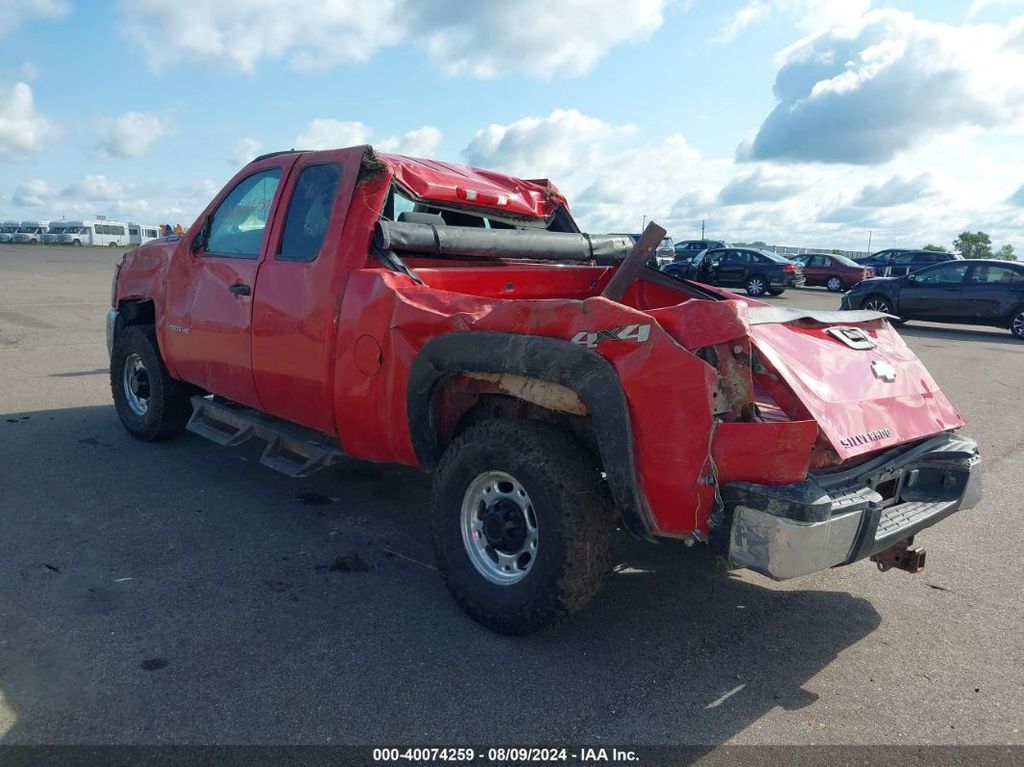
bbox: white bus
[43,222,72,244]
[128,223,161,246]
[49,219,132,246]
[12,220,49,245]
[0,220,19,243]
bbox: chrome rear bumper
[717,433,981,580]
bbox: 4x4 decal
[570,323,651,349]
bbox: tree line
[923,231,1016,260]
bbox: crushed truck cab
[108,145,981,634]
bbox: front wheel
[1011,309,1024,340]
[826,275,845,292]
[745,275,767,296]
[863,295,894,314]
[768,287,785,296]
[432,419,614,635]
[110,325,195,440]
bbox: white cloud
[12,178,55,207]
[378,126,442,157]
[717,169,802,205]
[120,0,666,77]
[851,172,934,206]
[407,1,665,78]
[96,112,172,158]
[464,109,637,178]
[716,0,869,43]
[294,119,442,156]
[295,119,372,150]
[460,108,707,233]
[0,0,68,38]
[230,137,263,165]
[745,10,1024,164]
[967,0,1024,19]
[0,82,59,156]
[61,175,128,201]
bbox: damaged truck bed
[107,145,982,634]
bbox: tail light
[783,264,796,274]
[456,187,508,207]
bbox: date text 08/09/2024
[372,747,639,762]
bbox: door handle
[229,283,251,296]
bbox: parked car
[841,259,1024,340]
[674,239,728,258]
[792,253,876,292]
[662,246,804,296]
[854,249,960,277]
[107,145,980,634]
[608,233,676,266]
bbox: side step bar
[186,396,346,478]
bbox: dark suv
[675,239,728,258]
[854,249,961,277]
[663,246,804,296]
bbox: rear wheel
[72,239,81,246]
[432,419,614,635]
[1011,308,1024,340]
[745,275,767,296]
[826,275,845,292]
[108,241,118,248]
[110,325,195,441]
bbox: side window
[277,164,341,262]
[915,263,969,285]
[206,168,282,258]
[970,265,1023,284]
[892,252,916,265]
[810,255,829,267]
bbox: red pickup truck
[107,146,981,634]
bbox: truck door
[163,157,294,408]
[251,149,361,434]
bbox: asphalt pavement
[0,245,1021,746]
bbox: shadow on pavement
[895,322,1019,347]
[0,405,880,745]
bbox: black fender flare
[407,332,653,538]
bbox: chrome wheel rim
[865,298,890,312]
[1013,312,1024,339]
[827,277,842,291]
[122,353,151,416]
[748,277,765,296]
[460,470,538,585]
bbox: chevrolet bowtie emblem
[872,359,897,383]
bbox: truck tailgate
[747,310,965,461]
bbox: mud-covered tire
[110,325,194,441]
[432,419,614,635]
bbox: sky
[1,0,1023,252]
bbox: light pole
[867,230,872,253]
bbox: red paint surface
[115,146,967,538]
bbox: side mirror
[907,273,917,282]
[191,214,211,254]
